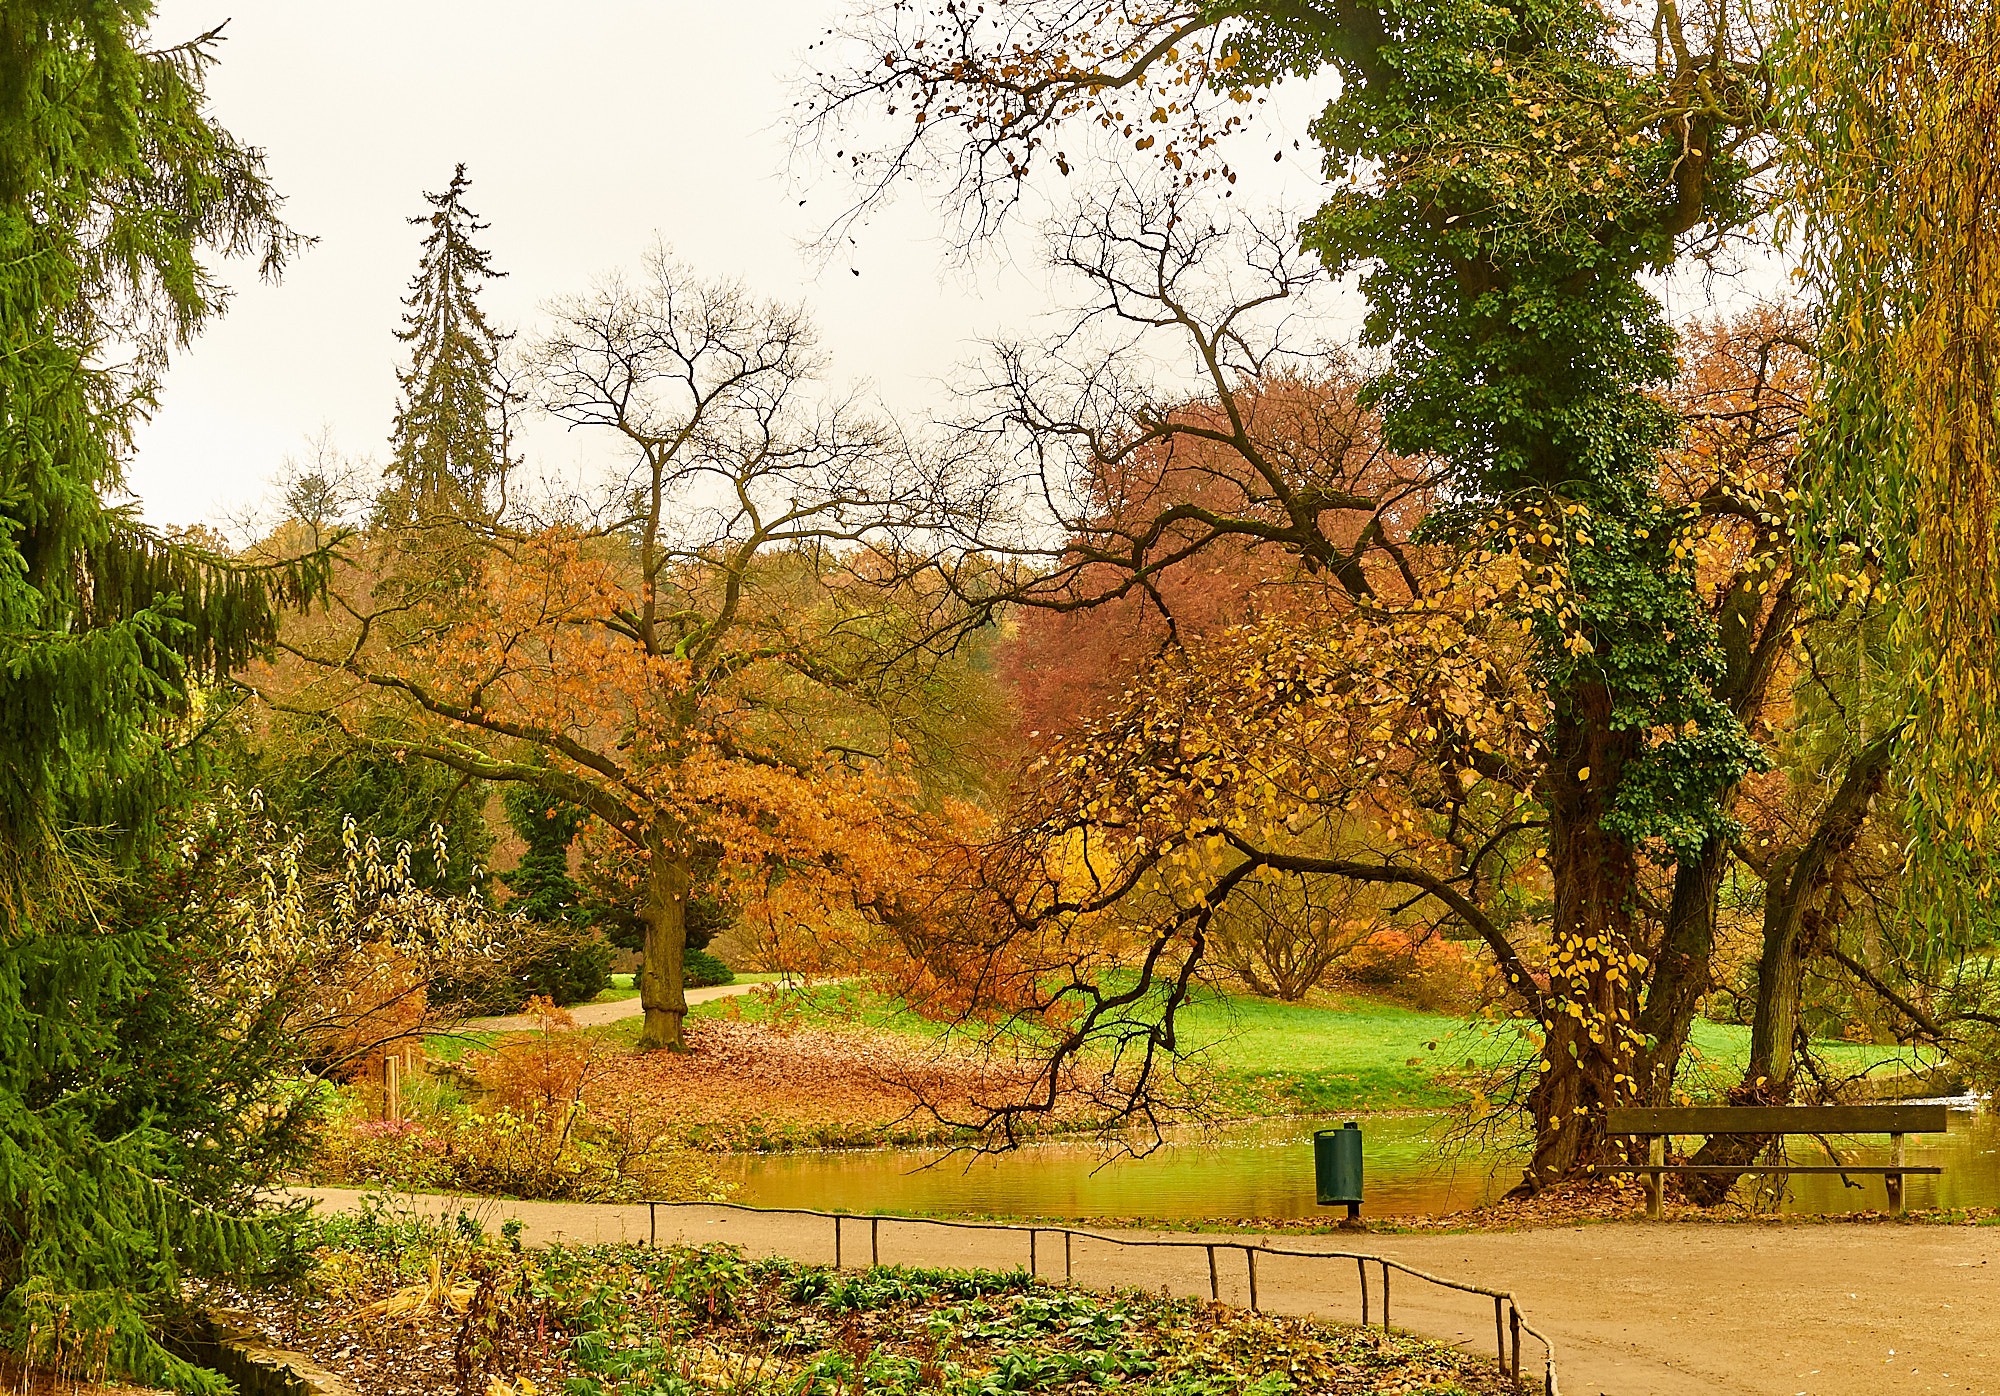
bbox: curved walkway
[462,981,766,1033]
[295,1188,2000,1395]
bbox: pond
[712,1104,2000,1220]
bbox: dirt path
[297,1188,1998,1395]
[463,980,765,1032]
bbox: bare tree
[256,249,972,1051]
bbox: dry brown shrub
[472,998,609,1126]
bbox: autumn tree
[260,250,971,1051]
[996,340,1432,1002]
[1788,0,2000,933]
[1001,364,1400,737]
[856,189,1832,1190]
[914,195,1985,1202]
[1641,311,2000,1191]
[807,0,1814,1184]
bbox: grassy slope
[689,979,1937,1116]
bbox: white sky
[129,1,1337,529]
[130,3,1783,531]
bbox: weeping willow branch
[1786,0,2000,913]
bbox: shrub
[684,947,735,989]
[514,923,612,1005]
[313,1091,725,1203]
[313,1002,724,1202]
[432,920,613,1014]
[1340,928,1484,1011]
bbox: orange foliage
[1006,372,1424,737]
[317,944,429,1083]
[1340,929,1490,1012]
[473,998,608,1125]
[256,258,974,1048]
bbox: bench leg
[1887,1133,1905,1216]
[1646,1136,1664,1220]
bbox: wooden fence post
[1646,1135,1664,1220]
[384,1054,402,1124]
[1888,1133,1906,1216]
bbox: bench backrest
[1605,1104,1949,1136]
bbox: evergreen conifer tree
[0,4,311,1386]
[379,164,510,530]
[503,784,588,923]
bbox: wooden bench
[1604,1104,1949,1218]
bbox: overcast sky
[130,3,1782,532]
[128,1,1336,530]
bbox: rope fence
[643,1200,1559,1395]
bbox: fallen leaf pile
[584,1020,1053,1151]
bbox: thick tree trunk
[637,844,691,1052]
[1522,691,1643,1188]
[1747,855,1813,1090]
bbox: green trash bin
[1314,1121,1363,1219]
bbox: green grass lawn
[422,1028,497,1062]
[429,971,1941,1124]
[697,982,1511,1111]
[689,977,1940,1116]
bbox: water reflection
[713,1106,1999,1220]
[717,1116,1517,1220]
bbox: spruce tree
[379,164,509,529]
[0,4,309,1386]
[503,784,588,924]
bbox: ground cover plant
[210,1201,1511,1396]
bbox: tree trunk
[637,843,691,1052]
[1747,851,1813,1090]
[1521,690,1643,1189]
[1636,836,1729,1104]
[1677,848,1811,1201]
[1683,729,1899,1202]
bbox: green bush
[685,947,734,989]
[516,922,613,1005]
[433,920,613,1014]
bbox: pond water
[713,1105,2000,1220]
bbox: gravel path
[461,980,767,1032]
[295,1187,2000,1395]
